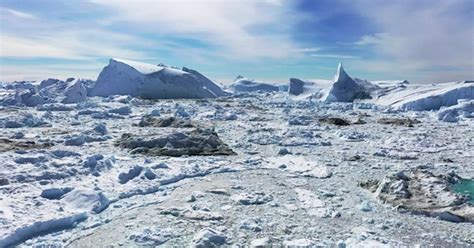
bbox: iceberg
[373,81,474,111]
[325,63,378,102]
[89,58,228,99]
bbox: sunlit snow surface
[0,92,473,247]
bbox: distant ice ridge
[287,63,473,115]
[0,78,91,107]
[89,58,228,99]
[230,75,280,93]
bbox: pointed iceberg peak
[333,62,351,83]
[234,75,245,82]
[325,63,375,102]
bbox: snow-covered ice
[0,61,473,247]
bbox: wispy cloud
[293,47,322,53]
[1,7,36,19]
[310,54,358,59]
[350,0,473,82]
[89,0,302,60]
[0,0,472,83]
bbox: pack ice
[89,58,228,99]
[0,59,473,247]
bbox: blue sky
[0,0,472,83]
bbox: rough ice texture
[62,189,110,214]
[365,170,473,223]
[0,78,90,107]
[115,128,236,157]
[231,76,279,92]
[89,58,228,99]
[0,213,88,247]
[437,99,474,122]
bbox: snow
[110,58,164,75]
[89,58,228,99]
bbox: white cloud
[310,54,358,59]
[351,1,474,82]
[0,30,152,60]
[89,0,301,60]
[0,35,78,58]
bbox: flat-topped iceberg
[372,81,474,111]
[89,58,228,99]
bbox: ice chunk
[108,106,132,115]
[231,192,273,205]
[118,165,144,184]
[61,79,88,104]
[251,237,271,247]
[190,228,226,248]
[283,239,315,248]
[40,187,73,200]
[64,134,86,146]
[0,213,88,247]
[62,189,110,214]
[437,99,474,122]
[289,78,305,95]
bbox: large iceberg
[89,58,228,99]
[325,63,379,102]
[372,81,474,111]
[230,76,279,93]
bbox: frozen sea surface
[0,92,473,247]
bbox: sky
[0,0,473,84]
